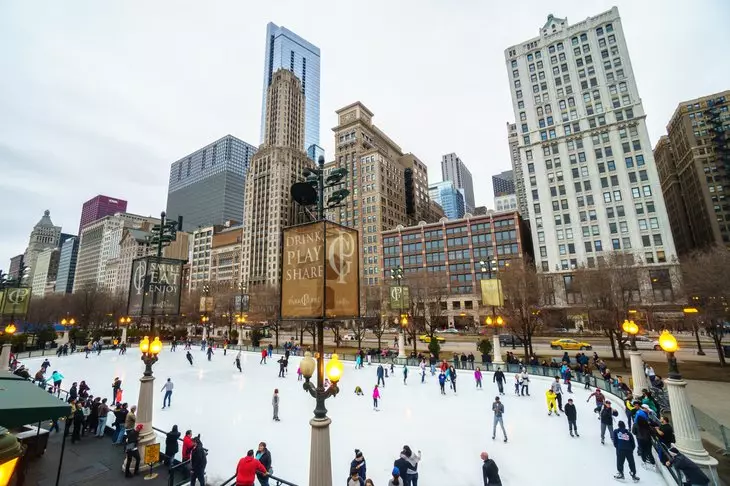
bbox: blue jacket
[377,365,384,377]
[612,427,636,451]
[438,374,446,385]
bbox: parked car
[550,338,592,350]
[498,334,524,346]
[419,334,446,343]
[436,328,460,334]
[342,334,356,341]
[622,335,661,351]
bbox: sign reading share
[281,221,359,319]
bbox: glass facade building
[54,236,78,294]
[166,135,257,231]
[79,195,127,234]
[261,22,320,153]
[429,181,466,220]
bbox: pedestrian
[438,371,446,395]
[492,396,507,442]
[260,348,267,364]
[612,420,639,482]
[644,364,656,385]
[272,389,280,421]
[190,436,208,486]
[403,365,408,385]
[112,376,122,402]
[124,424,143,477]
[655,416,675,448]
[88,397,100,436]
[206,346,213,361]
[664,447,710,486]
[165,425,181,466]
[373,384,380,411]
[79,380,90,399]
[625,394,639,429]
[475,367,483,389]
[600,400,619,445]
[236,449,267,486]
[351,449,366,483]
[278,356,286,377]
[514,373,521,395]
[388,467,404,486]
[255,442,272,486]
[546,388,559,416]
[71,403,84,443]
[377,364,385,387]
[348,469,365,486]
[125,405,137,434]
[481,451,502,486]
[182,430,194,466]
[551,376,564,412]
[448,366,457,393]
[161,378,174,409]
[587,387,605,414]
[186,351,194,366]
[401,445,421,486]
[493,367,506,395]
[81,399,91,436]
[564,398,579,437]
[112,402,129,444]
[69,382,78,401]
[96,398,109,438]
[235,352,242,373]
[520,369,530,396]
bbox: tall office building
[54,237,79,294]
[8,255,24,281]
[79,195,127,234]
[23,210,61,283]
[655,91,730,255]
[324,102,435,287]
[429,181,465,220]
[505,7,677,285]
[166,135,257,232]
[441,153,475,214]
[30,247,60,297]
[492,170,516,196]
[242,69,313,288]
[507,122,529,216]
[261,22,321,155]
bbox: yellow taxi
[419,334,446,344]
[550,338,592,350]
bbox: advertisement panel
[0,287,31,316]
[325,223,359,318]
[388,286,410,311]
[480,279,504,307]
[234,294,250,312]
[127,257,184,317]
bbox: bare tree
[682,246,729,366]
[499,258,544,359]
[247,286,281,346]
[364,284,387,351]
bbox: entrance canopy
[0,372,71,428]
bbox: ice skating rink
[22,347,666,485]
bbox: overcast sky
[1,0,728,269]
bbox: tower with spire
[23,210,62,284]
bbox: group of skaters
[346,446,421,486]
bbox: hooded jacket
[493,370,505,384]
[564,402,577,421]
[612,426,636,451]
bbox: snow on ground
[21,347,666,485]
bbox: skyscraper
[55,236,79,294]
[429,181,465,220]
[31,247,60,297]
[441,153,475,213]
[507,122,529,216]
[261,22,321,155]
[23,210,61,283]
[242,69,313,288]
[505,8,677,284]
[166,135,257,232]
[492,170,515,196]
[79,195,127,235]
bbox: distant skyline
[1,0,729,268]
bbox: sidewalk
[21,423,169,486]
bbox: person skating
[377,364,385,387]
[186,351,194,366]
[438,371,446,395]
[161,378,174,409]
[448,365,457,393]
[190,436,208,486]
[351,449,367,483]
[514,373,522,395]
[297,366,302,381]
[277,356,286,377]
[520,370,530,396]
[551,376,564,412]
[235,352,242,373]
[632,405,656,466]
[475,367,483,389]
[51,370,64,396]
[493,367,506,395]
[420,361,426,383]
[255,442,272,486]
[664,447,710,486]
[236,449,268,486]
[492,396,507,442]
[564,398,579,437]
[546,388,559,415]
[165,424,181,466]
[272,389,280,421]
[388,467,404,486]
[401,445,421,486]
[373,384,380,411]
[260,348,267,364]
[124,424,143,477]
[600,400,619,445]
[481,452,502,486]
[612,420,639,482]
[206,345,214,361]
[587,387,606,414]
[403,365,408,385]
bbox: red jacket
[261,349,267,357]
[236,456,266,485]
[182,435,194,461]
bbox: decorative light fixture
[659,330,680,379]
[0,426,23,486]
[3,324,16,335]
[300,351,316,380]
[325,354,344,384]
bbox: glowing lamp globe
[496,316,504,326]
[300,351,316,379]
[139,336,150,354]
[150,337,162,356]
[4,324,15,335]
[485,316,493,326]
[659,331,678,353]
[326,354,344,384]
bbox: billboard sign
[389,286,410,311]
[0,287,31,316]
[480,279,504,307]
[234,294,250,312]
[127,256,184,317]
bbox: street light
[659,330,680,379]
[60,317,76,327]
[139,336,162,377]
[622,319,639,351]
[301,351,342,418]
[3,325,15,335]
[0,426,23,486]
[135,335,163,475]
[682,306,705,356]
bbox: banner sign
[0,287,31,316]
[199,296,215,313]
[127,256,184,317]
[480,279,504,307]
[234,294,250,312]
[389,286,410,311]
[144,442,160,464]
[280,221,359,319]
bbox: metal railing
[652,436,682,485]
[692,405,730,456]
[220,473,297,486]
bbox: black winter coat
[670,454,710,485]
[600,406,617,425]
[393,457,410,479]
[482,459,502,485]
[165,430,181,457]
[564,403,577,421]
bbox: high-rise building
[655,91,730,254]
[210,224,243,286]
[30,247,60,297]
[429,181,465,220]
[79,195,127,235]
[8,255,24,281]
[507,122,529,216]
[492,170,516,196]
[505,8,677,286]
[166,135,257,232]
[242,69,313,288]
[495,194,518,212]
[261,22,321,155]
[54,237,79,294]
[23,210,62,283]
[441,153,475,214]
[325,102,438,287]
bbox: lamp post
[622,319,647,395]
[299,351,343,486]
[0,426,23,486]
[659,330,719,480]
[135,336,162,470]
[390,266,406,359]
[480,260,505,364]
[0,324,16,371]
[118,316,131,345]
[58,314,75,345]
[682,306,705,355]
[236,315,246,346]
[200,315,210,342]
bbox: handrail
[652,436,682,485]
[220,473,297,486]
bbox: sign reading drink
[127,256,184,317]
[281,221,359,319]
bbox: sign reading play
[127,256,184,317]
[281,221,359,319]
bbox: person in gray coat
[272,389,280,421]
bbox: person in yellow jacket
[624,393,638,428]
[546,388,559,416]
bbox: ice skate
[614,472,625,481]
[630,473,639,482]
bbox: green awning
[0,372,71,428]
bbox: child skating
[474,367,483,389]
[372,384,380,411]
[546,388,559,416]
[438,372,446,395]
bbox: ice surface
[21,348,667,485]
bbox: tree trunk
[710,326,726,367]
[616,331,627,368]
[274,322,280,347]
[605,329,618,359]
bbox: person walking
[551,376,564,412]
[96,398,109,438]
[372,384,381,411]
[165,425,181,466]
[124,424,143,477]
[493,367,506,395]
[235,352,242,373]
[161,378,174,409]
[546,388,559,416]
[564,398,579,437]
[481,452,502,485]
[350,450,367,483]
[438,371,446,395]
[190,436,208,486]
[186,351,194,366]
[448,366,457,393]
[474,367,483,389]
[377,364,385,387]
[236,450,267,486]
[612,420,639,482]
[492,396,507,442]
[600,400,619,445]
[255,442,272,486]
[272,389,280,421]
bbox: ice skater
[402,365,408,385]
[297,366,302,381]
[235,352,242,372]
[493,367,506,395]
[278,356,286,378]
[448,366,457,393]
[206,345,214,361]
[372,384,380,411]
[186,351,194,366]
[438,371,446,395]
[272,389,280,421]
[600,400,619,445]
[546,388,559,416]
[612,420,639,482]
[551,376,564,412]
[260,348,267,364]
[514,373,521,395]
[587,388,606,414]
[376,364,385,387]
[161,378,174,409]
[474,367,483,389]
[420,364,426,384]
[520,369,530,396]
[565,398,579,437]
[492,396,507,442]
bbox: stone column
[665,377,718,477]
[397,331,405,359]
[628,350,648,395]
[492,333,504,365]
[237,326,243,346]
[135,374,158,466]
[121,327,127,345]
[0,344,11,370]
[308,417,333,486]
[202,326,208,342]
[58,331,70,345]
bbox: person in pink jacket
[474,367,483,389]
[372,384,380,411]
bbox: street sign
[144,442,160,464]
